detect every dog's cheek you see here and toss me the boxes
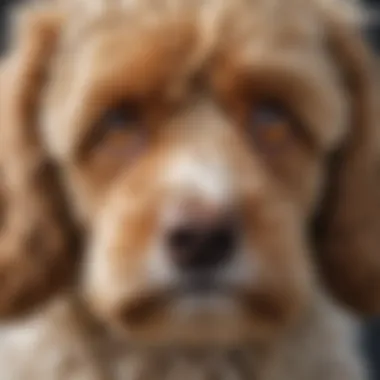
[81,155,168,321]
[241,191,313,328]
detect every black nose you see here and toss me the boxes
[167,219,237,272]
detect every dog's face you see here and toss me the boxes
[0,0,379,346]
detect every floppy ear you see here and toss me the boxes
[0,6,80,318]
[314,7,380,316]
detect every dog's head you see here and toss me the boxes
[0,0,379,346]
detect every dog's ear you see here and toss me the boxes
[0,6,80,318]
[314,5,380,316]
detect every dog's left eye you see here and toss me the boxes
[249,103,291,149]
[100,104,140,131]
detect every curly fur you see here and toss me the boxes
[0,0,378,379]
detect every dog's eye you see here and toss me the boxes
[99,104,140,131]
[249,103,291,149]
[83,103,147,163]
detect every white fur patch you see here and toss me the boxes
[163,150,233,205]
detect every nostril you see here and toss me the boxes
[169,227,199,253]
[207,226,236,258]
[167,222,237,271]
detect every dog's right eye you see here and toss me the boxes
[80,103,147,165]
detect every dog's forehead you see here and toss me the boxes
[64,0,323,64]
[56,0,329,108]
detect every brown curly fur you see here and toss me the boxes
[313,16,380,313]
[0,0,378,379]
[0,8,81,317]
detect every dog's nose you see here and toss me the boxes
[167,209,237,272]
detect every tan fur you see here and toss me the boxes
[0,0,378,378]
[0,293,368,380]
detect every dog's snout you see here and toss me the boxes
[166,208,237,272]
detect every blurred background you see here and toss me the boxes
[0,0,379,378]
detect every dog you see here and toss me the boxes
[0,0,379,379]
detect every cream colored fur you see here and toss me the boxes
[0,292,367,380]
